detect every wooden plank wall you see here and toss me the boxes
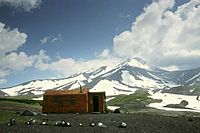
[42,93,88,113]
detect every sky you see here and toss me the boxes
[0,0,199,88]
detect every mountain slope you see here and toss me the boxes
[1,58,200,97]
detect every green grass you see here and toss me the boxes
[0,98,42,105]
[0,110,17,123]
[107,90,162,112]
[0,98,43,123]
[0,98,42,113]
[0,110,40,124]
[11,94,42,100]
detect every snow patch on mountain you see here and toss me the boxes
[68,81,85,90]
[126,58,151,70]
[186,72,200,84]
[148,91,200,112]
[2,74,89,96]
[90,79,137,96]
[121,71,166,89]
[89,66,113,79]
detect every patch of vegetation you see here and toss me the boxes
[107,90,162,112]
[0,98,42,105]
[10,93,42,100]
[0,98,42,113]
[0,98,43,123]
[0,110,17,123]
[0,110,39,124]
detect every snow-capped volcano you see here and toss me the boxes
[1,58,200,112]
[1,58,200,97]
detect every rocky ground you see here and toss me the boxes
[1,113,200,133]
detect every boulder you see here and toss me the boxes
[21,110,37,116]
[113,109,121,113]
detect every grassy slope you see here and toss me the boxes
[9,93,42,100]
[107,90,162,112]
[0,98,42,123]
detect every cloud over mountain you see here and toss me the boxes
[113,0,200,69]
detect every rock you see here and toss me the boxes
[54,121,62,126]
[65,122,71,127]
[119,122,127,128]
[90,122,96,127]
[40,120,48,125]
[125,111,129,114]
[16,111,21,115]
[54,120,71,127]
[180,100,189,107]
[79,123,83,127]
[188,118,193,122]
[97,122,107,128]
[25,121,31,125]
[21,110,37,116]
[25,119,36,125]
[30,119,36,124]
[8,118,16,126]
[113,109,121,113]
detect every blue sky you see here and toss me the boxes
[0,0,199,88]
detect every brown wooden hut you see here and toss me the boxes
[42,88,106,114]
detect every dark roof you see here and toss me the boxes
[44,88,89,95]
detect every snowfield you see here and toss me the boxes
[90,79,137,96]
[148,91,200,112]
[122,71,163,89]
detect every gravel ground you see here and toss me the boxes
[1,113,200,133]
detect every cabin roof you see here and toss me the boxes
[44,88,89,95]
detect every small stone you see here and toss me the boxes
[90,122,96,127]
[97,122,107,128]
[40,121,48,125]
[119,122,127,128]
[66,122,71,127]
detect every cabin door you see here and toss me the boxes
[93,96,99,112]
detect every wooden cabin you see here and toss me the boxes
[42,88,106,114]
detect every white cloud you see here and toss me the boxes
[40,36,49,44]
[113,0,200,69]
[34,49,51,70]
[0,21,34,84]
[0,0,41,11]
[160,65,180,72]
[0,22,27,55]
[34,49,120,76]
[0,79,6,84]
[40,33,62,45]
[98,49,110,58]
[0,52,34,70]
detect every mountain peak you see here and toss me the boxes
[119,58,151,70]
